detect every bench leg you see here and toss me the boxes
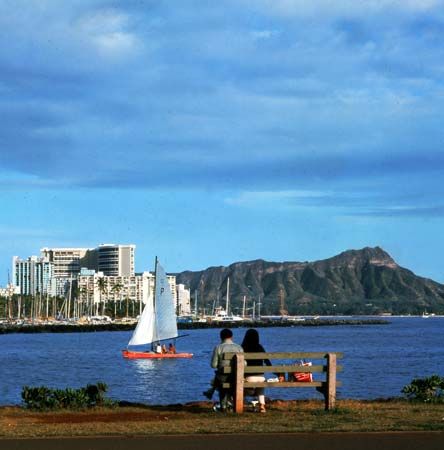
[233,353,244,414]
[325,353,337,410]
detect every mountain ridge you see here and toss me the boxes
[175,247,444,315]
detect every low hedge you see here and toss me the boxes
[21,382,115,410]
[402,375,444,403]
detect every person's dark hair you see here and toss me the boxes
[241,328,260,351]
[220,328,233,340]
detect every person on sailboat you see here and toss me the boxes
[204,328,243,411]
[155,343,162,353]
[168,343,176,354]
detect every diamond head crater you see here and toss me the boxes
[176,247,444,316]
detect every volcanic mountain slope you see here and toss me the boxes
[175,247,444,315]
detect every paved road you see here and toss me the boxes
[1,432,444,450]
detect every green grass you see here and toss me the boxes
[1,399,444,438]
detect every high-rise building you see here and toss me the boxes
[77,269,176,314]
[14,243,136,298]
[12,256,54,296]
[40,247,95,296]
[97,244,135,276]
[176,284,191,315]
[40,247,93,278]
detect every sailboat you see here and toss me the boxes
[122,258,193,359]
[211,277,243,323]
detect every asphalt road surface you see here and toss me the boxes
[1,432,444,450]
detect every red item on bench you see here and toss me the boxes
[293,361,313,382]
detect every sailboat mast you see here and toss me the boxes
[153,256,157,307]
[226,277,230,315]
[153,256,158,348]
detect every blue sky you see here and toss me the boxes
[1,0,444,283]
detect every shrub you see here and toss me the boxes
[21,382,114,410]
[401,375,444,403]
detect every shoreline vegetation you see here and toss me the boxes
[3,375,443,438]
[0,318,390,334]
[1,399,444,438]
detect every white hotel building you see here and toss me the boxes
[40,247,94,296]
[39,244,135,296]
[97,244,135,276]
[77,269,177,313]
[176,283,192,315]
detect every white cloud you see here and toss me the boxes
[75,9,140,59]
[77,9,129,32]
[250,30,280,40]
[93,32,139,56]
[0,226,61,239]
[242,0,443,18]
[225,190,332,206]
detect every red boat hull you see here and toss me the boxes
[122,350,193,359]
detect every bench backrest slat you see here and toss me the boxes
[223,351,343,360]
[222,381,343,389]
[223,364,343,374]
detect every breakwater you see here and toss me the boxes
[177,318,390,329]
[0,318,389,334]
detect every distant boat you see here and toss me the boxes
[213,314,244,323]
[286,316,306,322]
[122,258,193,359]
[210,306,243,323]
[210,277,244,323]
[422,311,435,319]
[89,315,113,324]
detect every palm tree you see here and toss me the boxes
[96,277,108,316]
[125,296,130,318]
[79,287,89,318]
[73,286,81,319]
[111,282,124,318]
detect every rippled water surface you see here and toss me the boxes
[1,317,443,405]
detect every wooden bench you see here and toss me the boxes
[222,352,343,413]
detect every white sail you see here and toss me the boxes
[127,258,177,347]
[153,260,178,342]
[127,292,155,346]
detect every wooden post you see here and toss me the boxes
[234,353,245,414]
[326,352,337,410]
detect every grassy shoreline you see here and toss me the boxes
[1,399,443,438]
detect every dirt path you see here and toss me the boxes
[1,432,444,450]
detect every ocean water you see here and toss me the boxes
[1,317,443,406]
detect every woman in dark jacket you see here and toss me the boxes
[241,329,271,412]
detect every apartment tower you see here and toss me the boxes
[97,244,135,276]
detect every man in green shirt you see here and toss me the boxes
[207,328,243,412]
